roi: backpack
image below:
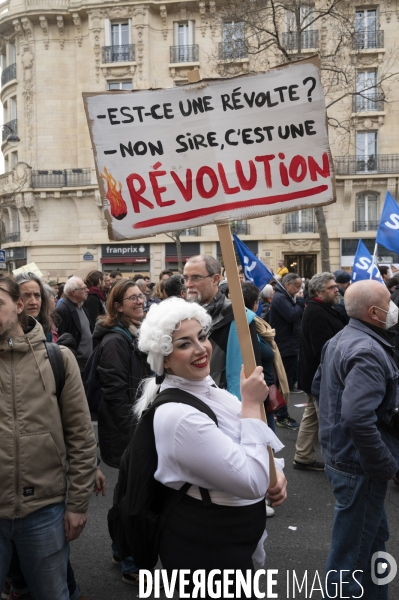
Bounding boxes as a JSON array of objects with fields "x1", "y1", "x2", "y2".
[
  {"x1": 82, "y1": 343, "x2": 103, "y2": 414},
  {"x1": 107, "y1": 388, "x2": 218, "y2": 569},
  {"x1": 45, "y1": 341, "x2": 65, "y2": 403}
]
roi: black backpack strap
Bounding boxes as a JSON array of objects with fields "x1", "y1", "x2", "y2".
[
  {"x1": 45, "y1": 342, "x2": 65, "y2": 405},
  {"x1": 150, "y1": 388, "x2": 218, "y2": 508},
  {"x1": 152, "y1": 388, "x2": 218, "y2": 426}
]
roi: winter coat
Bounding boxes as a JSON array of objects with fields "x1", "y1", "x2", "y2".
[
  {"x1": 0, "y1": 318, "x2": 97, "y2": 519},
  {"x1": 93, "y1": 322, "x2": 151, "y2": 468},
  {"x1": 84, "y1": 290, "x2": 106, "y2": 329},
  {"x1": 298, "y1": 299, "x2": 344, "y2": 394},
  {"x1": 55, "y1": 296, "x2": 93, "y2": 349},
  {"x1": 269, "y1": 282, "x2": 305, "y2": 357},
  {"x1": 312, "y1": 319, "x2": 399, "y2": 483}
]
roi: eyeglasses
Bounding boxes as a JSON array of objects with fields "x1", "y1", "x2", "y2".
[
  {"x1": 183, "y1": 275, "x2": 212, "y2": 283},
  {"x1": 73, "y1": 287, "x2": 88, "y2": 291},
  {"x1": 122, "y1": 294, "x2": 146, "y2": 304},
  {"x1": 325, "y1": 285, "x2": 339, "y2": 290}
]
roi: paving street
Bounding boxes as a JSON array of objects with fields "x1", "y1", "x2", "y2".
[{"x1": 70, "y1": 398, "x2": 399, "y2": 599}]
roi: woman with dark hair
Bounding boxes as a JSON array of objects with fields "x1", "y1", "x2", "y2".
[
  {"x1": 15, "y1": 272, "x2": 53, "y2": 342},
  {"x1": 93, "y1": 279, "x2": 151, "y2": 584},
  {"x1": 84, "y1": 270, "x2": 106, "y2": 329}
]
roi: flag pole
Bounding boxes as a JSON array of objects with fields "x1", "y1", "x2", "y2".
[{"x1": 370, "y1": 243, "x2": 378, "y2": 280}]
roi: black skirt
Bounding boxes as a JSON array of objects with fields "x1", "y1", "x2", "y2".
[{"x1": 159, "y1": 492, "x2": 266, "y2": 598}]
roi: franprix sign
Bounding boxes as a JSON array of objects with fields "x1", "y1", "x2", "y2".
[{"x1": 84, "y1": 57, "x2": 335, "y2": 241}]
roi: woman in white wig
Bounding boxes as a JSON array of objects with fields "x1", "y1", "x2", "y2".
[{"x1": 137, "y1": 297, "x2": 286, "y2": 592}]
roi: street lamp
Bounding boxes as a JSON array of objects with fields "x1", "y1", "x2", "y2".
[{"x1": 2, "y1": 124, "x2": 20, "y2": 147}]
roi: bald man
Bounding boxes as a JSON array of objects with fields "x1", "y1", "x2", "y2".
[{"x1": 313, "y1": 279, "x2": 399, "y2": 599}]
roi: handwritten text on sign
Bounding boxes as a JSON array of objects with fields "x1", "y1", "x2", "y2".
[{"x1": 84, "y1": 61, "x2": 334, "y2": 240}]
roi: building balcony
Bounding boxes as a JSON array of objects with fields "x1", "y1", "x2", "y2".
[
  {"x1": 102, "y1": 44, "x2": 135, "y2": 63},
  {"x1": 352, "y1": 93, "x2": 384, "y2": 112},
  {"x1": 353, "y1": 220, "x2": 379, "y2": 232},
  {"x1": 353, "y1": 30, "x2": 384, "y2": 50},
  {"x1": 282, "y1": 29, "x2": 319, "y2": 50},
  {"x1": 218, "y1": 41, "x2": 247, "y2": 60},
  {"x1": 2, "y1": 119, "x2": 17, "y2": 142},
  {"x1": 4, "y1": 231, "x2": 20, "y2": 242},
  {"x1": 31, "y1": 168, "x2": 91, "y2": 188},
  {"x1": 230, "y1": 221, "x2": 250, "y2": 234},
  {"x1": 1, "y1": 63, "x2": 16, "y2": 86},
  {"x1": 170, "y1": 45, "x2": 199, "y2": 63},
  {"x1": 283, "y1": 222, "x2": 317, "y2": 233},
  {"x1": 183, "y1": 227, "x2": 201, "y2": 236},
  {"x1": 334, "y1": 155, "x2": 399, "y2": 175}
]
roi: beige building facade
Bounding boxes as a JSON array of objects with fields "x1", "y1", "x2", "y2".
[{"x1": 0, "y1": 0, "x2": 398, "y2": 279}]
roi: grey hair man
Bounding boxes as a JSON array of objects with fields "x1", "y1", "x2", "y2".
[
  {"x1": 55, "y1": 276, "x2": 93, "y2": 374},
  {"x1": 294, "y1": 273, "x2": 344, "y2": 471},
  {"x1": 313, "y1": 279, "x2": 399, "y2": 598},
  {"x1": 269, "y1": 272, "x2": 306, "y2": 428},
  {"x1": 183, "y1": 254, "x2": 263, "y2": 393}
]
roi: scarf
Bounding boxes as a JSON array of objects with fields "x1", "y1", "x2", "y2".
[
  {"x1": 254, "y1": 316, "x2": 290, "y2": 399},
  {"x1": 88, "y1": 285, "x2": 106, "y2": 302},
  {"x1": 205, "y1": 290, "x2": 227, "y2": 321}
]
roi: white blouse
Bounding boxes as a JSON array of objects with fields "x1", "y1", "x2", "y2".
[{"x1": 154, "y1": 374, "x2": 284, "y2": 566}]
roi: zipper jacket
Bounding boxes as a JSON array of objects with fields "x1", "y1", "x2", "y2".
[{"x1": 0, "y1": 318, "x2": 97, "y2": 519}]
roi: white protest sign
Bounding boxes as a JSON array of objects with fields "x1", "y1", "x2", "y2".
[
  {"x1": 84, "y1": 58, "x2": 335, "y2": 241},
  {"x1": 13, "y1": 262, "x2": 43, "y2": 278}
]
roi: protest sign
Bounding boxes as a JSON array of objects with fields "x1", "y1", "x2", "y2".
[
  {"x1": 84, "y1": 57, "x2": 335, "y2": 241},
  {"x1": 13, "y1": 262, "x2": 43, "y2": 278}
]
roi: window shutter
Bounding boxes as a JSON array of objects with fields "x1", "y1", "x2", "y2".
[
  {"x1": 104, "y1": 18, "x2": 111, "y2": 46},
  {"x1": 188, "y1": 20, "x2": 194, "y2": 45},
  {"x1": 173, "y1": 22, "x2": 179, "y2": 45},
  {"x1": 128, "y1": 18, "x2": 132, "y2": 44}
]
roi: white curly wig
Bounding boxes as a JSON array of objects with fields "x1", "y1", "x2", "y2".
[
  {"x1": 138, "y1": 297, "x2": 211, "y2": 375},
  {"x1": 135, "y1": 298, "x2": 211, "y2": 418}
]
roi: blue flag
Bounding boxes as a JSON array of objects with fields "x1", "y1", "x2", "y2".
[
  {"x1": 233, "y1": 234, "x2": 274, "y2": 290},
  {"x1": 376, "y1": 192, "x2": 399, "y2": 254},
  {"x1": 351, "y1": 240, "x2": 384, "y2": 283}
]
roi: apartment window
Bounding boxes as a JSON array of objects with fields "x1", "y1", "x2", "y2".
[
  {"x1": 171, "y1": 22, "x2": 198, "y2": 62},
  {"x1": 284, "y1": 6, "x2": 318, "y2": 49},
  {"x1": 356, "y1": 70, "x2": 379, "y2": 111},
  {"x1": 103, "y1": 19, "x2": 134, "y2": 63},
  {"x1": 108, "y1": 81, "x2": 133, "y2": 90},
  {"x1": 355, "y1": 9, "x2": 377, "y2": 48},
  {"x1": 285, "y1": 209, "x2": 315, "y2": 233},
  {"x1": 355, "y1": 193, "x2": 379, "y2": 230},
  {"x1": 286, "y1": 6, "x2": 314, "y2": 32},
  {"x1": 174, "y1": 22, "x2": 194, "y2": 46},
  {"x1": 356, "y1": 131, "x2": 377, "y2": 172},
  {"x1": 220, "y1": 22, "x2": 245, "y2": 59}
]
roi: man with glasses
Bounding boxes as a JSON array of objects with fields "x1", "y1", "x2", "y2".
[
  {"x1": 183, "y1": 254, "x2": 262, "y2": 391},
  {"x1": 294, "y1": 273, "x2": 343, "y2": 471},
  {"x1": 55, "y1": 276, "x2": 93, "y2": 375}
]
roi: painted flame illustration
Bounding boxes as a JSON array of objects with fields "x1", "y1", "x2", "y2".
[{"x1": 101, "y1": 167, "x2": 128, "y2": 221}]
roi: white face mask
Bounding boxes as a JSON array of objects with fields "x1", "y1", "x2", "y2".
[{"x1": 373, "y1": 300, "x2": 399, "y2": 329}]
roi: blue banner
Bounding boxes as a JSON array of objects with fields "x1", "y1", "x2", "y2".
[
  {"x1": 376, "y1": 191, "x2": 399, "y2": 254},
  {"x1": 351, "y1": 239, "x2": 384, "y2": 283},
  {"x1": 233, "y1": 234, "x2": 274, "y2": 290}
]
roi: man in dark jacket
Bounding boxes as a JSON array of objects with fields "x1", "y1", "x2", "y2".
[
  {"x1": 313, "y1": 279, "x2": 399, "y2": 599},
  {"x1": 269, "y1": 273, "x2": 305, "y2": 428},
  {"x1": 183, "y1": 255, "x2": 262, "y2": 390},
  {"x1": 55, "y1": 276, "x2": 93, "y2": 374},
  {"x1": 294, "y1": 272, "x2": 344, "y2": 471},
  {"x1": 333, "y1": 269, "x2": 351, "y2": 325}
]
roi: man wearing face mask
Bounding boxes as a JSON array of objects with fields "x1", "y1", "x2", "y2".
[{"x1": 312, "y1": 279, "x2": 399, "y2": 599}]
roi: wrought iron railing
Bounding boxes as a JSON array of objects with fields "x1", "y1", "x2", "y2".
[
  {"x1": 334, "y1": 155, "x2": 399, "y2": 175},
  {"x1": 31, "y1": 168, "x2": 91, "y2": 188},
  {"x1": 170, "y1": 45, "x2": 199, "y2": 63},
  {"x1": 230, "y1": 221, "x2": 250, "y2": 234},
  {"x1": 1, "y1": 63, "x2": 16, "y2": 86},
  {"x1": 352, "y1": 93, "x2": 384, "y2": 112},
  {"x1": 102, "y1": 44, "x2": 135, "y2": 63},
  {"x1": 352, "y1": 221, "x2": 379, "y2": 232},
  {"x1": 218, "y1": 41, "x2": 247, "y2": 60},
  {"x1": 283, "y1": 222, "x2": 316, "y2": 233},
  {"x1": 353, "y1": 30, "x2": 384, "y2": 50},
  {"x1": 5, "y1": 231, "x2": 20, "y2": 242},
  {"x1": 282, "y1": 29, "x2": 319, "y2": 50},
  {"x1": 2, "y1": 119, "x2": 17, "y2": 142}
]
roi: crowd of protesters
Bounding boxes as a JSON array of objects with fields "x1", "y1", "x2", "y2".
[{"x1": 1, "y1": 256, "x2": 399, "y2": 600}]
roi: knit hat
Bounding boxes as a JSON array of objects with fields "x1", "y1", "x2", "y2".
[{"x1": 334, "y1": 270, "x2": 351, "y2": 284}]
